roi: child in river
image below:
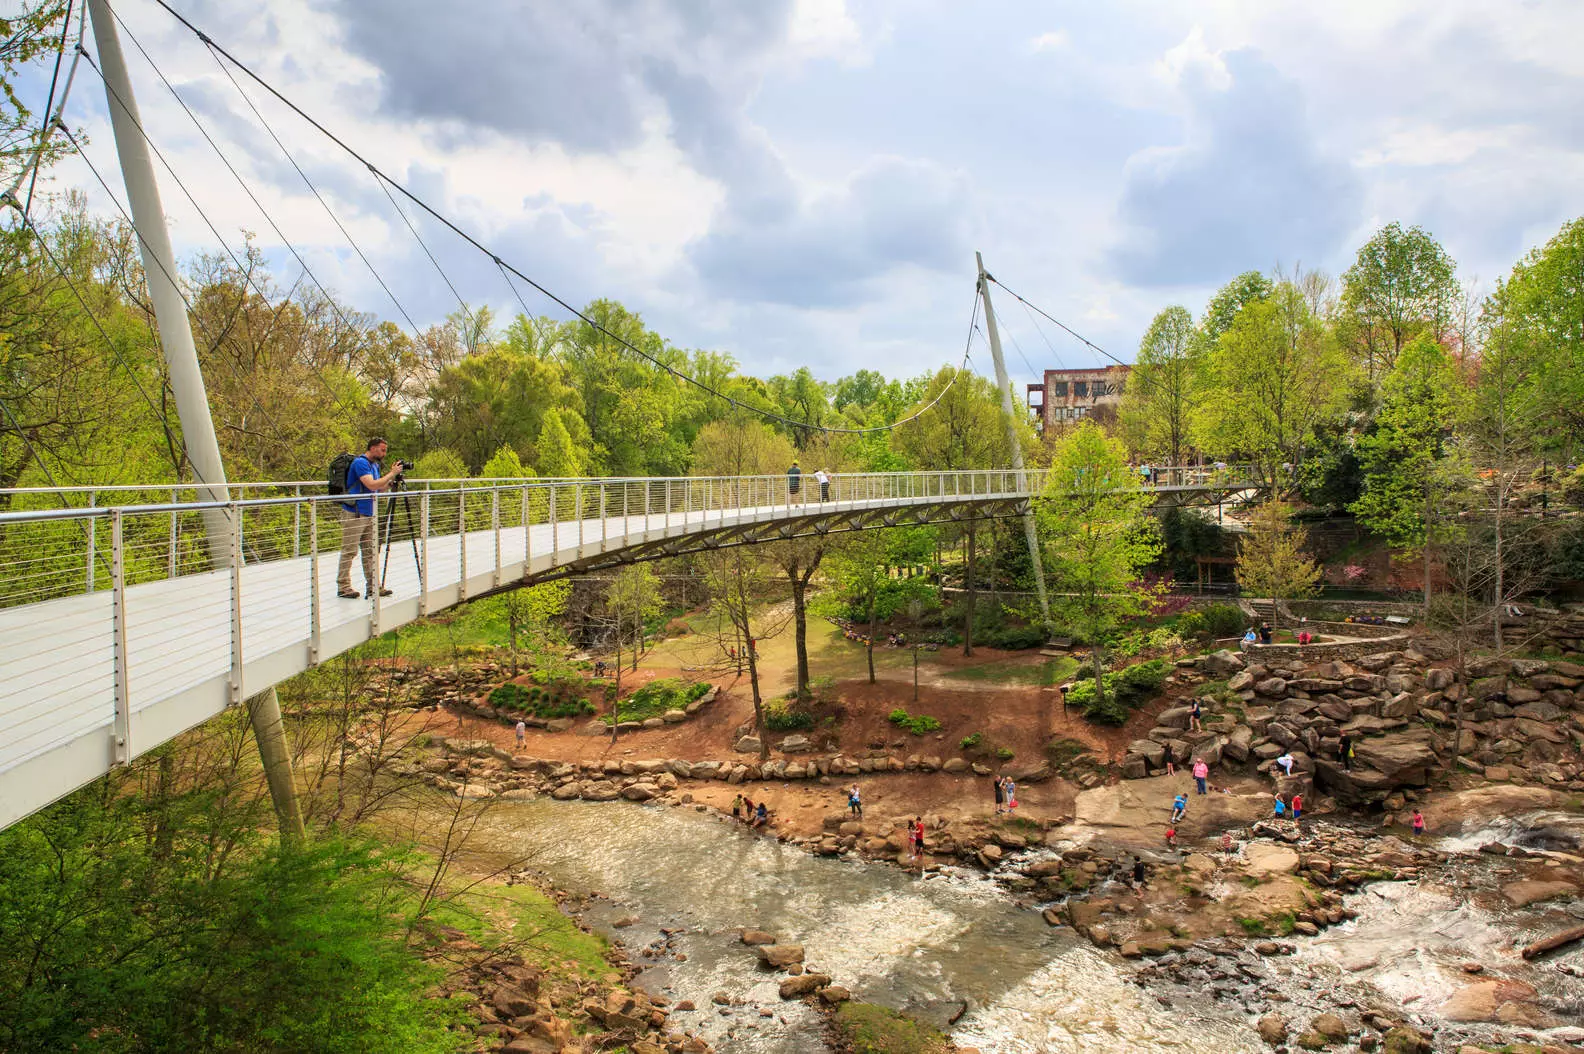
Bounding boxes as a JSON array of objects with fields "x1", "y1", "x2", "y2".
[
  {"x1": 732, "y1": 794, "x2": 744, "y2": 820},
  {"x1": 1411, "y1": 809, "x2": 1425, "y2": 837}
]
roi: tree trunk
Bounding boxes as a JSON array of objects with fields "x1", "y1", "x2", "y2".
[
  {"x1": 1092, "y1": 644, "x2": 1106, "y2": 709},
  {"x1": 866, "y1": 597, "x2": 877, "y2": 684},
  {"x1": 790, "y1": 564, "x2": 811, "y2": 701},
  {"x1": 1493, "y1": 484, "x2": 1505, "y2": 651},
  {"x1": 745, "y1": 624, "x2": 769, "y2": 762},
  {"x1": 1423, "y1": 480, "x2": 1433, "y2": 625},
  {"x1": 610, "y1": 624, "x2": 622, "y2": 743},
  {"x1": 963, "y1": 523, "x2": 976, "y2": 657}
]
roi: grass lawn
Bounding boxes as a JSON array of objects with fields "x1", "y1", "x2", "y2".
[{"x1": 943, "y1": 656, "x2": 1080, "y2": 687}]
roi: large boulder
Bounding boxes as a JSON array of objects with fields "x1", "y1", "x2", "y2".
[
  {"x1": 779, "y1": 735, "x2": 812, "y2": 753},
  {"x1": 734, "y1": 736, "x2": 763, "y2": 754},
  {"x1": 1004, "y1": 760, "x2": 1053, "y2": 783},
  {"x1": 1352, "y1": 735, "x2": 1437, "y2": 784},
  {"x1": 778, "y1": 973, "x2": 832, "y2": 999},
  {"x1": 1227, "y1": 670, "x2": 1256, "y2": 693},
  {"x1": 1128, "y1": 739, "x2": 1166, "y2": 768},
  {"x1": 1254, "y1": 677, "x2": 1288, "y2": 697},
  {"x1": 1223, "y1": 725, "x2": 1254, "y2": 762},
  {"x1": 1205, "y1": 650, "x2": 1247, "y2": 677},
  {"x1": 1156, "y1": 706, "x2": 1193, "y2": 730}
]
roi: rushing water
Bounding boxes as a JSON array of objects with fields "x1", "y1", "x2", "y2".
[{"x1": 400, "y1": 795, "x2": 1265, "y2": 1053}]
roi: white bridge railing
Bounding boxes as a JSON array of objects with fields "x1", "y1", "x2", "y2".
[{"x1": 0, "y1": 465, "x2": 1259, "y2": 610}]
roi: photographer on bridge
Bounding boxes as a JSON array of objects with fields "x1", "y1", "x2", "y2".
[{"x1": 338, "y1": 437, "x2": 406, "y2": 599}]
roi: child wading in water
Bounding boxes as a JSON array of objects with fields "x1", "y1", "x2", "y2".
[
  {"x1": 910, "y1": 818, "x2": 925, "y2": 866},
  {"x1": 731, "y1": 794, "x2": 744, "y2": 820}
]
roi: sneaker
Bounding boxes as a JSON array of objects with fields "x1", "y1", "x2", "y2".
[
  {"x1": 367, "y1": 587, "x2": 394, "y2": 598},
  {"x1": 337, "y1": 589, "x2": 361, "y2": 599}
]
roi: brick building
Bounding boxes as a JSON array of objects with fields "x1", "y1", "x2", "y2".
[{"x1": 1026, "y1": 365, "x2": 1130, "y2": 431}]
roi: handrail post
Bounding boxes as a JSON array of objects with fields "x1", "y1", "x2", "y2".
[
  {"x1": 167, "y1": 487, "x2": 178, "y2": 578},
  {"x1": 228, "y1": 503, "x2": 244, "y2": 706},
  {"x1": 419, "y1": 491, "x2": 431, "y2": 616},
  {"x1": 644, "y1": 480, "x2": 652, "y2": 535},
  {"x1": 292, "y1": 484, "x2": 301, "y2": 557},
  {"x1": 666, "y1": 478, "x2": 673, "y2": 532},
  {"x1": 492, "y1": 487, "x2": 502, "y2": 588},
  {"x1": 85, "y1": 490, "x2": 96, "y2": 593},
  {"x1": 371, "y1": 492, "x2": 384, "y2": 635},
  {"x1": 308, "y1": 499, "x2": 321, "y2": 663},
  {"x1": 575, "y1": 484, "x2": 584, "y2": 560},
  {"x1": 599, "y1": 484, "x2": 608, "y2": 554},
  {"x1": 110, "y1": 508, "x2": 130, "y2": 765},
  {"x1": 457, "y1": 489, "x2": 468, "y2": 602},
  {"x1": 550, "y1": 484, "x2": 559, "y2": 562}
]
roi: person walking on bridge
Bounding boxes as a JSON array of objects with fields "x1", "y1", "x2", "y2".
[
  {"x1": 787, "y1": 461, "x2": 802, "y2": 504},
  {"x1": 815, "y1": 467, "x2": 831, "y2": 502},
  {"x1": 338, "y1": 437, "x2": 402, "y2": 600}
]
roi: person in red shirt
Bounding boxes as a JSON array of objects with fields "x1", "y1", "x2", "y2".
[{"x1": 1292, "y1": 793, "x2": 1303, "y2": 822}]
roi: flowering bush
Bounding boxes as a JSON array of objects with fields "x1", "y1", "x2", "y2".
[{"x1": 1343, "y1": 564, "x2": 1368, "y2": 583}]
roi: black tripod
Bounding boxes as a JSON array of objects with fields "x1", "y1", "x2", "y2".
[{"x1": 378, "y1": 479, "x2": 423, "y2": 593}]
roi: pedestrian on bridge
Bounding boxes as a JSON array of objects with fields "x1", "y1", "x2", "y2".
[
  {"x1": 787, "y1": 461, "x2": 802, "y2": 503},
  {"x1": 338, "y1": 437, "x2": 403, "y2": 600},
  {"x1": 815, "y1": 467, "x2": 831, "y2": 502}
]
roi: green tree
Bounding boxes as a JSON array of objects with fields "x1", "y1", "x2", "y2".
[
  {"x1": 480, "y1": 443, "x2": 530, "y2": 479},
  {"x1": 1, "y1": 1, "x2": 72, "y2": 185},
  {"x1": 1193, "y1": 282, "x2": 1354, "y2": 495},
  {"x1": 1341, "y1": 222, "x2": 1459, "y2": 380},
  {"x1": 1199, "y1": 270, "x2": 1274, "y2": 347},
  {"x1": 1350, "y1": 336, "x2": 1463, "y2": 617},
  {"x1": 1482, "y1": 216, "x2": 1584, "y2": 454},
  {"x1": 480, "y1": 581, "x2": 570, "y2": 674},
  {"x1": 828, "y1": 529, "x2": 936, "y2": 684},
  {"x1": 1036, "y1": 422, "x2": 1161, "y2": 714},
  {"x1": 413, "y1": 447, "x2": 469, "y2": 480},
  {"x1": 535, "y1": 407, "x2": 583, "y2": 477},
  {"x1": 1235, "y1": 501, "x2": 1323, "y2": 625},
  {"x1": 424, "y1": 347, "x2": 576, "y2": 473},
  {"x1": 1118, "y1": 305, "x2": 1199, "y2": 464}
]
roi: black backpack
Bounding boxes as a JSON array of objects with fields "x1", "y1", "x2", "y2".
[{"x1": 327, "y1": 452, "x2": 357, "y2": 496}]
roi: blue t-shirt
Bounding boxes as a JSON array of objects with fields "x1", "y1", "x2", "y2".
[{"x1": 342, "y1": 455, "x2": 380, "y2": 515}]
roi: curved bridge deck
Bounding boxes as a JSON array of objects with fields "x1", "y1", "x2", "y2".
[{"x1": 0, "y1": 467, "x2": 1259, "y2": 828}]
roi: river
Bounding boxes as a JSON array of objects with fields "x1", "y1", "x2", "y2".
[{"x1": 400, "y1": 795, "x2": 1265, "y2": 1053}]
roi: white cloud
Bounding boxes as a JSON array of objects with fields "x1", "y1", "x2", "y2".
[{"x1": 1029, "y1": 30, "x2": 1069, "y2": 53}]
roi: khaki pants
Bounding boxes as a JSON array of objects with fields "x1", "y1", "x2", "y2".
[{"x1": 337, "y1": 508, "x2": 377, "y2": 593}]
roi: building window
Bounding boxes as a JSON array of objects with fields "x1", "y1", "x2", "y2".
[
  {"x1": 1073, "y1": 381, "x2": 1088, "y2": 398},
  {"x1": 1052, "y1": 381, "x2": 1068, "y2": 397}
]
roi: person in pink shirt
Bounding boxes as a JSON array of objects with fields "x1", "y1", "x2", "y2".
[{"x1": 1192, "y1": 757, "x2": 1209, "y2": 795}]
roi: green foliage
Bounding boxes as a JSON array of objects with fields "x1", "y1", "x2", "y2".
[
  {"x1": 1193, "y1": 282, "x2": 1355, "y2": 496},
  {"x1": 959, "y1": 732, "x2": 983, "y2": 750},
  {"x1": 1236, "y1": 502, "x2": 1323, "y2": 611},
  {"x1": 1175, "y1": 611, "x2": 1207, "y2": 636},
  {"x1": 887, "y1": 708, "x2": 942, "y2": 735},
  {"x1": 995, "y1": 746, "x2": 1015, "y2": 761},
  {"x1": 609, "y1": 678, "x2": 708, "y2": 723},
  {"x1": 535, "y1": 407, "x2": 583, "y2": 476},
  {"x1": 413, "y1": 446, "x2": 470, "y2": 480},
  {"x1": 1199, "y1": 603, "x2": 1246, "y2": 639},
  {"x1": 1067, "y1": 658, "x2": 1172, "y2": 725},
  {"x1": 0, "y1": 794, "x2": 462, "y2": 1054},
  {"x1": 488, "y1": 681, "x2": 595, "y2": 719},
  {"x1": 832, "y1": 1002, "x2": 950, "y2": 1054},
  {"x1": 977, "y1": 623, "x2": 1047, "y2": 650},
  {"x1": 1119, "y1": 304, "x2": 1201, "y2": 464},
  {"x1": 763, "y1": 699, "x2": 815, "y2": 731},
  {"x1": 1351, "y1": 336, "x2": 1463, "y2": 551},
  {"x1": 1341, "y1": 222, "x2": 1459, "y2": 379},
  {"x1": 480, "y1": 443, "x2": 531, "y2": 480}
]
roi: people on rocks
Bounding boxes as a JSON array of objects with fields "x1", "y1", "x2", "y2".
[
  {"x1": 515, "y1": 719, "x2": 526, "y2": 749},
  {"x1": 848, "y1": 784, "x2": 862, "y2": 818},
  {"x1": 1291, "y1": 792, "x2": 1303, "y2": 823},
  {"x1": 732, "y1": 794, "x2": 744, "y2": 820},
  {"x1": 1192, "y1": 757, "x2": 1209, "y2": 795},
  {"x1": 1338, "y1": 733, "x2": 1354, "y2": 772},
  {"x1": 1165, "y1": 825, "x2": 1178, "y2": 849},
  {"x1": 1259, "y1": 624, "x2": 1272, "y2": 645},
  {"x1": 1005, "y1": 779, "x2": 1018, "y2": 815},
  {"x1": 1132, "y1": 857, "x2": 1148, "y2": 888},
  {"x1": 1275, "y1": 753, "x2": 1296, "y2": 777},
  {"x1": 1171, "y1": 793, "x2": 1188, "y2": 824},
  {"x1": 1163, "y1": 740, "x2": 1176, "y2": 777},
  {"x1": 993, "y1": 775, "x2": 1005, "y2": 815},
  {"x1": 1189, "y1": 696, "x2": 1203, "y2": 732},
  {"x1": 910, "y1": 817, "x2": 925, "y2": 862},
  {"x1": 1273, "y1": 793, "x2": 1286, "y2": 820},
  {"x1": 754, "y1": 802, "x2": 769, "y2": 828},
  {"x1": 1241, "y1": 628, "x2": 1258, "y2": 652},
  {"x1": 1411, "y1": 809, "x2": 1425, "y2": 838}
]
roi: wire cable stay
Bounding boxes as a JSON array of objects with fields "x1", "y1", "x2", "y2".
[{"x1": 142, "y1": 0, "x2": 972, "y2": 437}]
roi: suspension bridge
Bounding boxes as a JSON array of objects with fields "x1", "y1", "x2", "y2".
[{"x1": 0, "y1": 466, "x2": 1261, "y2": 829}]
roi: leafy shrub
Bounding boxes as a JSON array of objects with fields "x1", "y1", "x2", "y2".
[
  {"x1": 1200, "y1": 603, "x2": 1245, "y2": 639},
  {"x1": 888, "y1": 708, "x2": 942, "y2": 735},
  {"x1": 611, "y1": 678, "x2": 710, "y2": 723},
  {"x1": 995, "y1": 747, "x2": 1015, "y2": 761},
  {"x1": 764, "y1": 700, "x2": 814, "y2": 731},
  {"x1": 1068, "y1": 658, "x2": 1172, "y2": 726},
  {"x1": 1147, "y1": 627, "x2": 1185, "y2": 652},
  {"x1": 979, "y1": 624, "x2": 1046, "y2": 650},
  {"x1": 1175, "y1": 611, "x2": 1207, "y2": 637},
  {"x1": 488, "y1": 681, "x2": 595, "y2": 720},
  {"x1": 959, "y1": 732, "x2": 983, "y2": 751}
]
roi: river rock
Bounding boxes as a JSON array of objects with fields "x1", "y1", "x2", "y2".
[
  {"x1": 780, "y1": 735, "x2": 812, "y2": 753},
  {"x1": 740, "y1": 929, "x2": 776, "y2": 946},
  {"x1": 1439, "y1": 978, "x2": 1539, "y2": 1022},
  {"x1": 1257, "y1": 1013, "x2": 1288, "y2": 1045},
  {"x1": 1157, "y1": 707, "x2": 1193, "y2": 730},
  {"x1": 582, "y1": 780, "x2": 620, "y2": 801},
  {"x1": 819, "y1": 985, "x2": 851, "y2": 1004},
  {"x1": 1352, "y1": 735, "x2": 1436, "y2": 783},
  {"x1": 943, "y1": 758, "x2": 968, "y2": 773},
  {"x1": 1128, "y1": 739, "x2": 1166, "y2": 768},
  {"x1": 1255, "y1": 677, "x2": 1288, "y2": 697},
  {"x1": 549, "y1": 781, "x2": 583, "y2": 800},
  {"x1": 1501, "y1": 879, "x2": 1579, "y2": 907},
  {"x1": 734, "y1": 736, "x2": 762, "y2": 754},
  {"x1": 755, "y1": 943, "x2": 805, "y2": 968},
  {"x1": 1246, "y1": 844, "x2": 1301, "y2": 875},
  {"x1": 778, "y1": 973, "x2": 831, "y2": 999},
  {"x1": 1227, "y1": 670, "x2": 1256, "y2": 692}
]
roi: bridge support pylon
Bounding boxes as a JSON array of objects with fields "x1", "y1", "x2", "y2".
[{"x1": 88, "y1": 0, "x2": 305, "y2": 844}]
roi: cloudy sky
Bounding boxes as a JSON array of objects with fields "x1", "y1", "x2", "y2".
[{"x1": 27, "y1": 0, "x2": 1584, "y2": 388}]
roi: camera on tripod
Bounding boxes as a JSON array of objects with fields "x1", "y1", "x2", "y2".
[{"x1": 389, "y1": 458, "x2": 410, "y2": 490}]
